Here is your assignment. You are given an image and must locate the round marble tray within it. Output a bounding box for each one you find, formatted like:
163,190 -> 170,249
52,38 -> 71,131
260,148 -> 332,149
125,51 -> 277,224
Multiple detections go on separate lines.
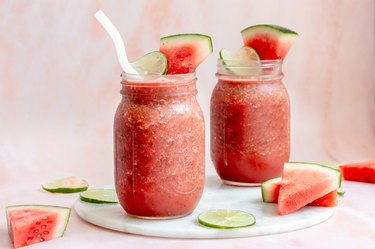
74,176 -> 334,239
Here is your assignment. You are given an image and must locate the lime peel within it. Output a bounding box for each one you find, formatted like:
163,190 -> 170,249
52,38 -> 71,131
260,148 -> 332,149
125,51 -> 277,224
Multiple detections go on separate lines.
80,189 -> 119,204
130,51 -> 167,75
198,209 -> 256,229
219,46 -> 261,75
42,176 -> 89,193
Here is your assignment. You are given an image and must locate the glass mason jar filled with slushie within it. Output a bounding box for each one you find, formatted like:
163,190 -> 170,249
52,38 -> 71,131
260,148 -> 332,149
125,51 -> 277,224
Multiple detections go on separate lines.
114,34 -> 212,218
211,24 -> 297,186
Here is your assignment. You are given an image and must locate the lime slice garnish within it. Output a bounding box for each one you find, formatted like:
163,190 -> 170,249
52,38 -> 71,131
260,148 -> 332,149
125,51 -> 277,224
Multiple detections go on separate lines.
220,46 -> 259,62
338,190 -> 346,196
198,209 -> 256,229
219,46 -> 260,75
42,176 -> 89,193
130,51 -> 167,75
80,189 -> 119,204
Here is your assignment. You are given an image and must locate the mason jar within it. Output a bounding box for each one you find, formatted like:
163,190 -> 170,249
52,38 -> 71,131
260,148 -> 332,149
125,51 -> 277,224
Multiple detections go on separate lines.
211,59 -> 290,186
114,73 -> 205,219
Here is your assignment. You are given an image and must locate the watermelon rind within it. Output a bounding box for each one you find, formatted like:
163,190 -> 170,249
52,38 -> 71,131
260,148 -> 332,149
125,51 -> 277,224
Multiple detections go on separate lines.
6,205 -> 71,238
42,176 -> 89,193
241,24 -> 298,36
160,33 -> 213,53
130,51 -> 168,75
261,177 -> 281,203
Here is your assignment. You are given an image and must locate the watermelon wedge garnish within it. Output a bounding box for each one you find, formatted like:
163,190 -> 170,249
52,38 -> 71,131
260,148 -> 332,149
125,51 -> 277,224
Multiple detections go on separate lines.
241,24 -> 298,60
339,160 -> 375,183
261,177 -> 338,207
160,34 -> 213,74
278,162 -> 342,215
6,205 -> 71,248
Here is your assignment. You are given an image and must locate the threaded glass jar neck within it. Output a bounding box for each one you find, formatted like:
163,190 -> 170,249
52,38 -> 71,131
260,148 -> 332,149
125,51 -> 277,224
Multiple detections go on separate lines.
121,72 -> 196,83
120,72 -> 197,99
216,59 -> 283,81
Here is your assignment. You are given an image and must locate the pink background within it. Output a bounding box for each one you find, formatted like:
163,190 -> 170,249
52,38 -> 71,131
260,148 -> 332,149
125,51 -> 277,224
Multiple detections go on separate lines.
1,1 -> 374,248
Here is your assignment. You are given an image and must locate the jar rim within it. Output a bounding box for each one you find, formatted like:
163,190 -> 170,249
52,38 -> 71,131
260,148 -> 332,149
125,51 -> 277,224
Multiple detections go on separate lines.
216,59 -> 283,79
217,58 -> 282,67
121,72 -> 196,82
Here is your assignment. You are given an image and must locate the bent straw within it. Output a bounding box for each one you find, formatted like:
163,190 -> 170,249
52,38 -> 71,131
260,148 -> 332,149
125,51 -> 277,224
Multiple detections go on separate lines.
94,10 -> 137,74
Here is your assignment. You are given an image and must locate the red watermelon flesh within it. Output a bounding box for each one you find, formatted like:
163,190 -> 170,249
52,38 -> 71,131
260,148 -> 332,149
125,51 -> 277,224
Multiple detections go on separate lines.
160,34 -> 213,74
6,205 -> 71,248
261,177 -> 338,206
278,162 -> 341,215
339,160 -> 375,183
241,24 -> 298,60
311,190 -> 338,207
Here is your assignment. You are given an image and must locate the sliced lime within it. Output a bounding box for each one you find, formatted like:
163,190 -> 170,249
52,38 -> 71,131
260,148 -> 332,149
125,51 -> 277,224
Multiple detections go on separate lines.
198,209 -> 256,229
42,176 -> 88,193
219,46 -> 260,75
338,190 -> 346,196
80,189 -> 119,204
130,51 -> 167,75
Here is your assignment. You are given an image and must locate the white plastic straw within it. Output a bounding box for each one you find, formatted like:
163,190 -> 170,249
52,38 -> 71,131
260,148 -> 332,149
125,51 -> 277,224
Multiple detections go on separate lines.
94,10 -> 137,74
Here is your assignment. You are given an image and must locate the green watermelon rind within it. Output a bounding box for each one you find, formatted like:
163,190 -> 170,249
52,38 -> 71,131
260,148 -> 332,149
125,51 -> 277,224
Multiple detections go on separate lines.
160,33 -> 213,53
261,177 -> 281,203
6,205 -> 71,238
241,24 -> 298,36
286,161 -> 343,187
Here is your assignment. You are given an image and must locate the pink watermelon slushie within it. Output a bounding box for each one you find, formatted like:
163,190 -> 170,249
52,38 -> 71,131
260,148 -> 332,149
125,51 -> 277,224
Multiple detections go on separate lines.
114,73 -> 205,219
211,60 -> 290,186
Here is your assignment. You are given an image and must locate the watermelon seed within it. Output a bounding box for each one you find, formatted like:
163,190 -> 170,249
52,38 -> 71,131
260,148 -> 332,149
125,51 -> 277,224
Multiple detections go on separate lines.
42,216 -> 48,220
39,238 -> 44,242
43,231 -> 49,235
37,234 -> 41,237
33,229 -> 39,233
41,225 -> 47,229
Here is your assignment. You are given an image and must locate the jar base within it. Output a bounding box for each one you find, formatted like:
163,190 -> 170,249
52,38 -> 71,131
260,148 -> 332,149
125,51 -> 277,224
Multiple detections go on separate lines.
222,180 -> 261,187
127,212 -> 192,220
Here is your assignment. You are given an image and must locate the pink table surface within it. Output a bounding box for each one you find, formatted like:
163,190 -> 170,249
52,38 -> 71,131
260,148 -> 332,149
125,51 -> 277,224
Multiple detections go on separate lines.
1,170 -> 375,249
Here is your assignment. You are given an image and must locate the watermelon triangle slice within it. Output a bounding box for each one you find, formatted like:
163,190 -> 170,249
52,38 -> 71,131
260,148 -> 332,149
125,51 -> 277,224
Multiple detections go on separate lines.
278,162 -> 342,215
160,34 -> 213,74
261,177 -> 338,207
339,160 -> 375,183
241,24 -> 298,60
6,205 -> 71,248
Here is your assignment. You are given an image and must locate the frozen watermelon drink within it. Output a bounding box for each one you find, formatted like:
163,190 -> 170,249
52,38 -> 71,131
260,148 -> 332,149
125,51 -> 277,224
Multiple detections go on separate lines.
114,34 -> 212,219
211,25 -> 297,186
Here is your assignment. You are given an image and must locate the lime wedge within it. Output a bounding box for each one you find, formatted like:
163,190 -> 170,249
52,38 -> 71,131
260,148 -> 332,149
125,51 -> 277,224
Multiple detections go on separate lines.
42,176 -> 89,193
130,51 -> 167,75
198,209 -> 256,229
80,189 -> 119,204
219,46 -> 260,75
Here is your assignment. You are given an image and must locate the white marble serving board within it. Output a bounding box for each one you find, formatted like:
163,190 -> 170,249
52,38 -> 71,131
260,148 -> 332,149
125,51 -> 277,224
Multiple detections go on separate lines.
74,176 -> 334,239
